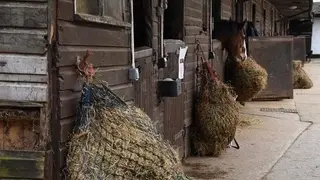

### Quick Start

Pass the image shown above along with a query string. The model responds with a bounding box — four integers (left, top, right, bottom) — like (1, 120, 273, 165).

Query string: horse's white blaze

(242, 39, 248, 60)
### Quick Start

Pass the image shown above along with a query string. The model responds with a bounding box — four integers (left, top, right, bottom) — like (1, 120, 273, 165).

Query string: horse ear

(238, 20, 247, 30)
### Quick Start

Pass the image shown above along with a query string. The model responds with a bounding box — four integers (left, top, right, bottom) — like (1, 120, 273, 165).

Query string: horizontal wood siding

(0, 2, 47, 28)
(0, 1, 48, 103)
(221, 0, 233, 20)
(0, 1, 49, 179)
(55, 0, 132, 178)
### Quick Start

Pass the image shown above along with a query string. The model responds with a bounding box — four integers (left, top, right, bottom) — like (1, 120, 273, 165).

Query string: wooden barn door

(134, 48, 155, 120)
(163, 89, 186, 158)
(162, 40, 186, 159)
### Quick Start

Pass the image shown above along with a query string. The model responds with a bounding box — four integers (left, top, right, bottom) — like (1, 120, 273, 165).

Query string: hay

(238, 114, 260, 128)
(67, 82, 190, 180)
(293, 61, 313, 89)
(226, 57, 268, 104)
(192, 64, 240, 156)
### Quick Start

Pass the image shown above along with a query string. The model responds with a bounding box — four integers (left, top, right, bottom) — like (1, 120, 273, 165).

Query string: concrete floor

(183, 60, 320, 180)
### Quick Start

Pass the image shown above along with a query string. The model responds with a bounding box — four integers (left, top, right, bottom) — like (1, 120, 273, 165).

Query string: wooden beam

(276, 9, 310, 22)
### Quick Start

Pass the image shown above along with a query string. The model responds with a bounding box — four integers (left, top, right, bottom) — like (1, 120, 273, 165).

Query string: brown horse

(213, 19, 248, 105)
(213, 19, 248, 85)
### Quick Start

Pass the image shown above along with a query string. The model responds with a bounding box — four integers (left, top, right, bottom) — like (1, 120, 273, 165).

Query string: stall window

(133, 0, 152, 47)
(164, 0, 184, 39)
(212, 0, 221, 23)
(252, 4, 256, 25)
(74, 0, 130, 27)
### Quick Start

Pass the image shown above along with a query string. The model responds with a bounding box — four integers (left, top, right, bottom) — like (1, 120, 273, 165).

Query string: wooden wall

(0, 0, 50, 179)
(221, 0, 233, 19)
(0, 1, 48, 103)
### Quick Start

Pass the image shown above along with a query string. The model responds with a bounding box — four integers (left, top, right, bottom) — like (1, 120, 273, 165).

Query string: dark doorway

(252, 4, 256, 25)
(263, 9, 266, 35)
(212, 0, 221, 23)
(133, 0, 152, 47)
(235, 1, 243, 22)
(164, 0, 184, 39)
(270, 10, 274, 36)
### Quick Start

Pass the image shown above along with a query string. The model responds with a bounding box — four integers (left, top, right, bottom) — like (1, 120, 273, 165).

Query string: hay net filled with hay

(293, 61, 313, 89)
(226, 56, 268, 103)
(66, 51, 190, 180)
(192, 42, 240, 157)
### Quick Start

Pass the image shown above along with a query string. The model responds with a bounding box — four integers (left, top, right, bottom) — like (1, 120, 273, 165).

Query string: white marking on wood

(0, 54, 47, 75)
(0, 82, 47, 102)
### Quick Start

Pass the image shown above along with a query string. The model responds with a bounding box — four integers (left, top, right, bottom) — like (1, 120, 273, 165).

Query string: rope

(77, 50, 96, 82)
(195, 40, 219, 81)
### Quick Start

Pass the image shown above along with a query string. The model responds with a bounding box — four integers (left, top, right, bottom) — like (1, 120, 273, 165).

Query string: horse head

(213, 19, 248, 61)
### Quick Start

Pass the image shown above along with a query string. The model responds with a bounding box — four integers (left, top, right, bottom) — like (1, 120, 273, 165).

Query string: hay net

(67, 81, 190, 180)
(192, 42, 239, 156)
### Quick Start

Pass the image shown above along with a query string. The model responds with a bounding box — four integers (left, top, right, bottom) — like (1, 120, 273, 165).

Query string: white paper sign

(178, 46, 188, 79)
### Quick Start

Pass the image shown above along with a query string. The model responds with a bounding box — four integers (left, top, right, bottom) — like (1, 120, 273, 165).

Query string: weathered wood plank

(59, 66, 130, 91)
(0, 54, 47, 75)
(185, 35, 208, 44)
(0, 82, 47, 102)
(60, 118, 73, 143)
(0, 29, 47, 54)
(184, 26, 202, 36)
(184, 16, 202, 27)
(57, 46, 130, 67)
(185, 0, 201, 10)
(59, 91, 80, 119)
(58, 21, 130, 47)
(185, 7, 202, 18)
(0, 2, 47, 28)
(0, 74, 47, 83)
(58, 0, 73, 21)
(0, 150, 44, 179)
(0, 101, 43, 108)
